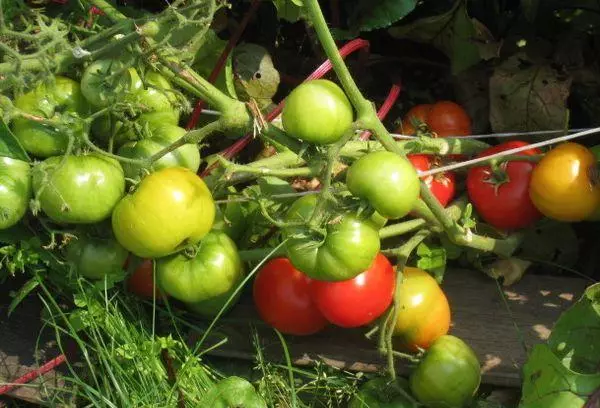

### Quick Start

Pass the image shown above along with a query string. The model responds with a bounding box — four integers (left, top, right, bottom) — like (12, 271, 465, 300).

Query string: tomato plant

(157, 231, 244, 316)
(409, 335, 481, 408)
(112, 166, 215, 258)
(32, 154, 125, 224)
(80, 59, 143, 107)
(346, 151, 420, 219)
(0, 157, 31, 230)
(467, 141, 542, 230)
(118, 124, 200, 179)
(310, 253, 395, 328)
(393, 267, 451, 351)
(253, 257, 328, 336)
(12, 76, 89, 157)
(66, 234, 128, 280)
(283, 194, 380, 281)
(349, 377, 417, 408)
(407, 154, 456, 207)
(281, 79, 354, 145)
(530, 142, 600, 222)
(400, 101, 471, 137)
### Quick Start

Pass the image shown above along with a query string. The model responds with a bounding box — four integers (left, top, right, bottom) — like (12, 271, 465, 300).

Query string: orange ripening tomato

(529, 142, 600, 222)
(399, 101, 471, 137)
(393, 267, 451, 351)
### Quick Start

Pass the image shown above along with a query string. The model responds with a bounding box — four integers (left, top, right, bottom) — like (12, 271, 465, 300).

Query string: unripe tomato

(253, 257, 328, 336)
(81, 59, 143, 107)
(65, 234, 128, 280)
(400, 101, 471, 137)
(393, 267, 451, 351)
(282, 79, 354, 145)
(0, 157, 31, 230)
(409, 335, 481, 408)
(111, 167, 215, 258)
(310, 253, 395, 328)
(32, 154, 125, 224)
(529, 142, 600, 222)
(407, 154, 456, 207)
(346, 151, 420, 219)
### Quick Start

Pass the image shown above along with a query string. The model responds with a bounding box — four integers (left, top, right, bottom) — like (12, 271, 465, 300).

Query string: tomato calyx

(482, 160, 511, 195)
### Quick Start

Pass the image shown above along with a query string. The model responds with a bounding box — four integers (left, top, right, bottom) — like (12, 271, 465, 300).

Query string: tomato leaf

(192, 29, 237, 99)
(271, 0, 305, 22)
(348, 0, 417, 33)
(489, 53, 572, 138)
(8, 276, 40, 316)
(415, 242, 446, 283)
(199, 376, 267, 408)
(516, 219, 579, 269)
(0, 119, 30, 162)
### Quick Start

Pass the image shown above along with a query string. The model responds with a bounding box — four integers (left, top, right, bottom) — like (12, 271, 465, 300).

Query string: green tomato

(349, 377, 417, 408)
(157, 231, 244, 305)
(199, 376, 267, 408)
(80, 59, 143, 107)
(12, 76, 89, 157)
(66, 234, 128, 280)
(346, 151, 420, 220)
(0, 157, 31, 230)
(118, 125, 200, 179)
(32, 154, 125, 224)
(281, 79, 354, 145)
(283, 194, 380, 281)
(111, 167, 215, 258)
(144, 71, 178, 104)
(130, 88, 180, 128)
(409, 335, 481, 408)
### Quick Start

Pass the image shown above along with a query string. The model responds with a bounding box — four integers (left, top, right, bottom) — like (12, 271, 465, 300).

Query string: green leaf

(519, 344, 600, 408)
(272, 0, 305, 22)
(193, 29, 237, 99)
(547, 283, 600, 374)
(416, 242, 447, 283)
(0, 119, 29, 162)
(348, 0, 417, 33)
(199, 376, 267, 408)
(8, 276, 39, 316)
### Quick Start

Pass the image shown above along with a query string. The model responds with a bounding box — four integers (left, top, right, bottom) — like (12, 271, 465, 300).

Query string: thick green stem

(261, 125, 304, 155)
(223, 161, 316, 179)
(87, 0, 127, 22)
(379, 219, 427, 240)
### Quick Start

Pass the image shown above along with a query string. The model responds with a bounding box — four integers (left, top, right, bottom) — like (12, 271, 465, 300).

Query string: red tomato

(253, 258, 328, 335)
(408, 154, 456, 207)
(310, 253, 395, 328)
(399, 101, 471, 137)
(467, 141, 543, 231)
(126, 259, 163, 300)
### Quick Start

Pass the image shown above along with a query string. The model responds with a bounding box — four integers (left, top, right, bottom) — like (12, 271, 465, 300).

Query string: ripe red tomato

(253, 258, 328, 336)
(310, 253, 395, 328)
(399, 101, 471, 137)
(407, 154, 456, 207)
(467, 141, 542, 231)
(126, 259, 162, 300)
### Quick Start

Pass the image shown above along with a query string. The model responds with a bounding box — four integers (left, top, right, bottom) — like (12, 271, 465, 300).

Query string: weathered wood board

(203, 268, 591, 387)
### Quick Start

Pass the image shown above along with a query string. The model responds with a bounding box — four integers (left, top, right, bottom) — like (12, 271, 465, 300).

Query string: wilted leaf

(516, 219, 579, 268)
(199, 376, 267, 408)
(389, 1, 500, 74)
(0, 119, 29, 162)
(232, 43, 280, 110)
(519, 344, 600, 408)
(489, 53, 572, 137)
(348, 0, 417, 33)
(484, 257, 532, 286)
(547, 283, 600, 374)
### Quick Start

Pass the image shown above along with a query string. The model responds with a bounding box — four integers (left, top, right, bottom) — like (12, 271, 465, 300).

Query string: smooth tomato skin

(157, 232, 243, 309)
(467, 141, 542, 230)
(310, 253, 395, 328)
(32, 154, 125, 224)
(81, 59, 143, 107)
(126, 259, 161, 299)
(0, 157, 31, 230)
(283, 194, 380, 281)
(253, 257, 328, 336)
(346, 151, 420, 219)
(409, 335, 481, 408)
(282, 79, 354, 145)
(66, 234, 128, 280)
(400, 101, 471, 137)
(129, 87, 180, 128)
(529, 142, 600, 222)
(118, 125, 200, 179)
(112, 167, 215, 258)
(393, 267, 451, 351)
(399, 104, 431, 135)
(407, 154, 456, 207)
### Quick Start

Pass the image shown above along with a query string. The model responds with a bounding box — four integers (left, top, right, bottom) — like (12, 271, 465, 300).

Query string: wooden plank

(203, 268, 590, 387)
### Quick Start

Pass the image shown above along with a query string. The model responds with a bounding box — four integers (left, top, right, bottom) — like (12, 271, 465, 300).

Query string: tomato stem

(379, 219, 427, 240)
(86, 0, 127, 23)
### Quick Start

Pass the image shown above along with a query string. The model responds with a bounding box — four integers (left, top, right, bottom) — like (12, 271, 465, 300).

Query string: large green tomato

(349, 377, 417, 408)
(0, 157, 31, 230)
(66, 234, 128, 280)
(409, 335, 481, 408)
(32, 154, 125, 224)
(157, 231, 243, 309)
(281, 79, 354, 145)
(12, 76, 89, 157)
(80, 59, 143, 107)
(130, 87, 180, 128)
(283, 194, 380, 281)
(346, 151, 420, 219)
(118, 124, 200, 179)
(112, 167, 215, 258)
